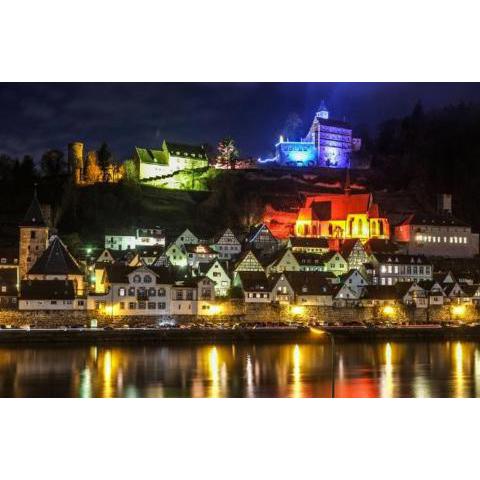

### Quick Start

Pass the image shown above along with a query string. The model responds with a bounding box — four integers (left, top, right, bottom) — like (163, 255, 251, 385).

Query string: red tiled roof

(304, 193, 372, 220)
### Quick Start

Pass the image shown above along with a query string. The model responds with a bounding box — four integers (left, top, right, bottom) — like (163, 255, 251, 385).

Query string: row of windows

(247, 293, 270, 299)
(215, 245, 240, 251)
(0, 258, 17, 264)
(380, 265, 432, 275)
(119, 287, 166, 297)
(416, 235, 468, 244)
(121, 302, 166, 310)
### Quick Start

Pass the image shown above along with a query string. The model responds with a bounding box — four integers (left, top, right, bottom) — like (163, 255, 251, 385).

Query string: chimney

(437, 193, 452, 215)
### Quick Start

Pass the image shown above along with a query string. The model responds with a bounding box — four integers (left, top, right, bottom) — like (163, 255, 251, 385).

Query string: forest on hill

(2, 101, 480, 253)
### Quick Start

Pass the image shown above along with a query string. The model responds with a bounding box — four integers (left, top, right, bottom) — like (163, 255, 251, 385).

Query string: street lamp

(310, 327, 336, 398)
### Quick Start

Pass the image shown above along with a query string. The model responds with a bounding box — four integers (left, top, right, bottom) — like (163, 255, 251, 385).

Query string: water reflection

(2, 341, 480, 397)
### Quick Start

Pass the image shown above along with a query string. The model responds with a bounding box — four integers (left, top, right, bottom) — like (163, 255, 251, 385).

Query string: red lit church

(264, 176, 389, 242)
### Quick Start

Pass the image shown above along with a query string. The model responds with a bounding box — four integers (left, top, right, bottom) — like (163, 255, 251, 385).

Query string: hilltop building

(265, 102, 362, 169)
(134, 140, 208, 181)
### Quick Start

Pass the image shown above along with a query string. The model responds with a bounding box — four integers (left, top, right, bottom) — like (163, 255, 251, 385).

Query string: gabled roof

(135, 147, 169, 165)
(341, 238, 363, 258)
(340, 268, 368, 284)
(0, 268, 18, 295)
(174, 276, 213, 288)
(278, 271, 334, 296)
(105, 264, 175, 284)
(322, 251, 346, 264)
(0, 246, 19, 264)
(361, 285, 400, 300)
(136, 245, 165, 257)
(20, 279, 75, 300)
(246, 224, 277, 244)
(234, 249, 264, 271)
(20, 189, 47, 227)
(212, 227, 241, 245)
(184, 244, 216, 254)
(198, 258, 230, 276)
(364, 238, 399, 255)
(28, 236, 82, 276)
(400, 212, 469, 228)
(372, 253, 429, 265)
(418, 280, 445, 293)
(236, 271, 270, 292)
(303, 192, 373, 220)
(164, 141, 208, 160)
(461, 284, 480, 297)
(292, 252, 326, 267)
(288, 236, 329, 249)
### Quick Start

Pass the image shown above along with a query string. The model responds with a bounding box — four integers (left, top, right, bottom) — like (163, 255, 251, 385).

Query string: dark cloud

(1, 82, 480, 162)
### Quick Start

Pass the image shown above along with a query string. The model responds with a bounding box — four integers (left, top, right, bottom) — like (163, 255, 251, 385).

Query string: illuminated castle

(268, 102, 361, 168)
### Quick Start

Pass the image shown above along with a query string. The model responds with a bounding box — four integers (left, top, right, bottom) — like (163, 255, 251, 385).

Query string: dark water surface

(0, 341, 479, 397)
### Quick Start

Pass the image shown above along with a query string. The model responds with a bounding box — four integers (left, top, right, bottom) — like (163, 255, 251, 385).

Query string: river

(0, 340, 479, 397)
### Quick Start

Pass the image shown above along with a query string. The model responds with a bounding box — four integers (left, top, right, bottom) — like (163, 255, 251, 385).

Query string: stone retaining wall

(1, 302, 479, 327)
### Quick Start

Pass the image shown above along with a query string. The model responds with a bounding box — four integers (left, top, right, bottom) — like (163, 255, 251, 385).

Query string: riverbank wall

(0, 301, 479, 328)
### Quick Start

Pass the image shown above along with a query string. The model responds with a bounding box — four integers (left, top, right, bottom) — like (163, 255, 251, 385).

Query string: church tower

(316, 100, 329, 120)
(19, 187, 49, 279)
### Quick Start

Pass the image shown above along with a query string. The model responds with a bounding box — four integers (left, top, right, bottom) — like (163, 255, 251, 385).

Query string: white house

(198, 259, 231, 297)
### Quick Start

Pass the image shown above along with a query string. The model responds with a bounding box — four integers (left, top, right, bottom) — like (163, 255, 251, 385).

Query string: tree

(17, 155, 36, 184)
(216, 138, 239, 169)
(40, 149, 67, 177)
(84, 150, 102, 183)
(123, 159, 138, 186)
(97, 142, 112, 182)
(283, 112, 303, 140)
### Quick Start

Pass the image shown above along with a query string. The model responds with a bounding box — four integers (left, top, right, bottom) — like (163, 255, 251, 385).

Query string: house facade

(211, 228, 241, 260)
(370, 253, 433, 285)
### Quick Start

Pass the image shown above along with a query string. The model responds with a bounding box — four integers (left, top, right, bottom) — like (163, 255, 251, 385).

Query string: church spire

(20, 184, 47, 227)
(316, 100, 329, 120)
(344, 167, 351, 195)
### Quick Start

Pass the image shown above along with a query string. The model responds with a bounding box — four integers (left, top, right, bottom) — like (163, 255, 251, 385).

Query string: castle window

(30, 230, 36, 239)
(158, 288, 166, 296)
(133, 275, 141, 283)
(144, 275, 152, 283)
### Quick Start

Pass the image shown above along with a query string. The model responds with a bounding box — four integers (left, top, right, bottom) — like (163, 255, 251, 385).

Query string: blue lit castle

(270, 102, 361, 169)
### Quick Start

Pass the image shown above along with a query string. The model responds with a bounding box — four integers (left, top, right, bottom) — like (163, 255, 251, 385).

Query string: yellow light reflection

(101, 350, 115, 398)
(79, 367, 91, 398)
(246, 354, 254, 398)
(381, 342, 394, 398)
(292, 344, 302, 398)
(454, 342, 465, 398)
(209, 347, 220, 398)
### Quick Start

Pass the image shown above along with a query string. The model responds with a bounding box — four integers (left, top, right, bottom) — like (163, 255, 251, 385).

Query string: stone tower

(68, 142, 84, 184)
(19, 188, 49, 279)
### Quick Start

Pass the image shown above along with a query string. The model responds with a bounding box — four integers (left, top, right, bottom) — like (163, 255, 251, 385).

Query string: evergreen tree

(97, 142, 112, 182)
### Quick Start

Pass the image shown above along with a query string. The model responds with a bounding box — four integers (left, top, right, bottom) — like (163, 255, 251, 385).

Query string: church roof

(304, 193, 372, 220)
(28, 236, 83, 276)
(20, 190, 47, 227)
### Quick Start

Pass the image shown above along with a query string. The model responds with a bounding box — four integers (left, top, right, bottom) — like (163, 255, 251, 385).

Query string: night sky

(1, 82, 480, 162)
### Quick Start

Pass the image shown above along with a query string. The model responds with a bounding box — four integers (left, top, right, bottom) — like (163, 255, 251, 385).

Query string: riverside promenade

(2, 324, 480, 345)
